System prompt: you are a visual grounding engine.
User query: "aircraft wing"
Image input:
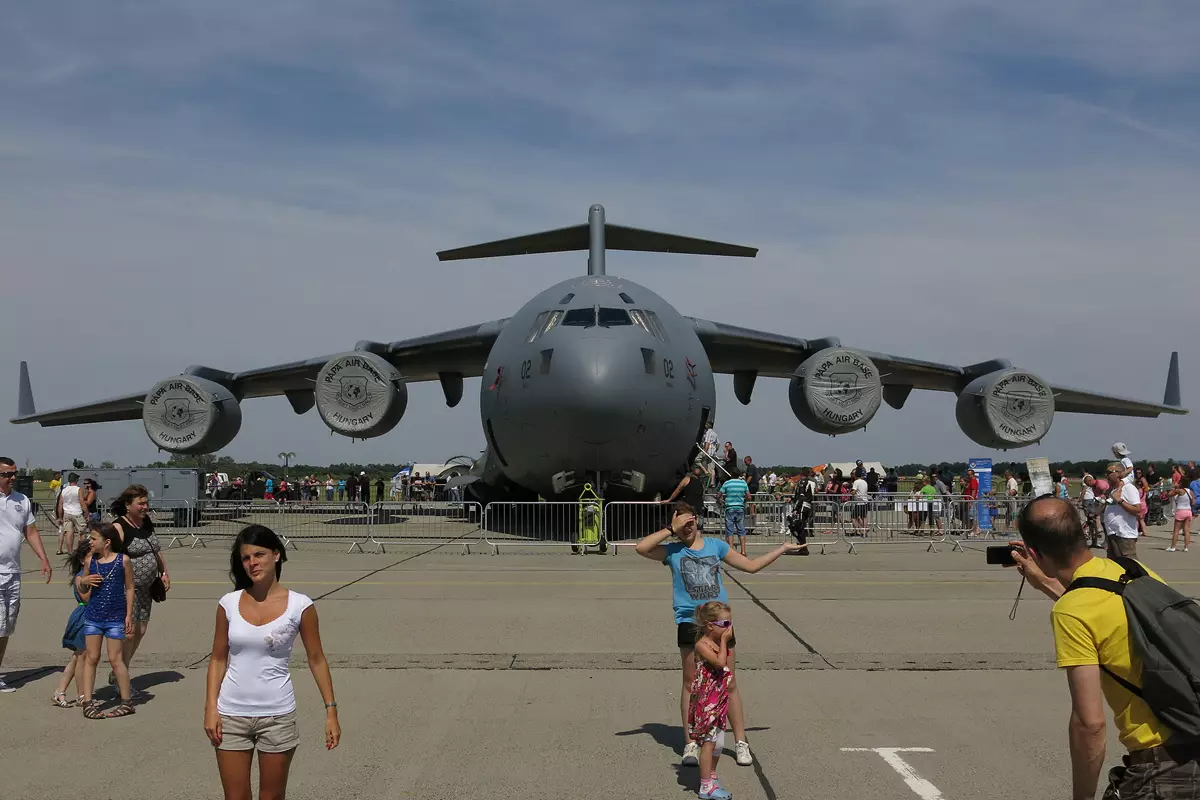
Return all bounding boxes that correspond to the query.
[11,319,509,427]
[688,318,1188,418]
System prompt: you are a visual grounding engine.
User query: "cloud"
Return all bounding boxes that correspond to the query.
[2,1,1198,470]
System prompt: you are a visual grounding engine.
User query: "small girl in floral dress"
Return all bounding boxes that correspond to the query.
[689,601,735,800]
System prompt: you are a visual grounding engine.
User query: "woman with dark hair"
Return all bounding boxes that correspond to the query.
[204,525,340,800]
[109,485,170,682]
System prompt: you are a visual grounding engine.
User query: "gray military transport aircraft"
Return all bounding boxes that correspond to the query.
[12,205,1187,504]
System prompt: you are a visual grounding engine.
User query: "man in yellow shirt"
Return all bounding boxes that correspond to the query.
[48,472,61,495]
[1012,497,1197,800]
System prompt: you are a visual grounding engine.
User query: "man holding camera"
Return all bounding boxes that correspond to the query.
[1012,497,1198,800]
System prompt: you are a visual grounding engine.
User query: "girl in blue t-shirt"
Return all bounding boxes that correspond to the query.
[51,537,95,708]
[635,503,803,772]
[76,523,135,719]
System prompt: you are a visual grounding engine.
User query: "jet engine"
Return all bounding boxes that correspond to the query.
[789,347,882,435]
[955,368,1055,449]
[143,376,242,454]
[314,352,408,438]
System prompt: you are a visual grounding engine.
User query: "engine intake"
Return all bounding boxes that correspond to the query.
[143,376,242,454]
[789,347,882,435]
[315,352,408,438]
[955,368,1055,449]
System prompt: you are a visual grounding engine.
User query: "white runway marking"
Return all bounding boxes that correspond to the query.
[840,747,945,800]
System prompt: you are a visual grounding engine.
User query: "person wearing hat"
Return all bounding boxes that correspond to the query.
[1111,443,1135,485]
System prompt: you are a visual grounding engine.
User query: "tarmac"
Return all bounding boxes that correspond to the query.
[2,522,1195,800]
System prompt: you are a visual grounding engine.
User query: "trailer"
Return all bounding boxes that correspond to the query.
[62,467,203,526]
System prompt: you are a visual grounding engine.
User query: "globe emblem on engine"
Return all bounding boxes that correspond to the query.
[1004,391,1034,421]
[162,398,202,430]
[338,376,371,410]
[827,372,863,408]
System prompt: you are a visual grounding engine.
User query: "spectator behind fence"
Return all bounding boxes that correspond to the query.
[1011,497,1200,800]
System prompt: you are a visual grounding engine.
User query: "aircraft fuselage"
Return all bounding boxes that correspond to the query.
[478,275,715,500]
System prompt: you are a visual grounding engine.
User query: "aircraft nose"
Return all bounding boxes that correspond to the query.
[555,337,641,444]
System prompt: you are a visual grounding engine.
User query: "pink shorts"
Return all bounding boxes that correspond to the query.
[1176,509,1194,522]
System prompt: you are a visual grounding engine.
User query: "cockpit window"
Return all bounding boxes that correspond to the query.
[559,292,575,304]
[527,310,564,341]
[561,308,596,327]
[630,309,669,342]
[598,307,632,327]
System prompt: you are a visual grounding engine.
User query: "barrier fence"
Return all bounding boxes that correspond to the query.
[150,493,1036,555]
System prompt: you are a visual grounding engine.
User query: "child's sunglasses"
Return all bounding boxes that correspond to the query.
[708,619,733,628]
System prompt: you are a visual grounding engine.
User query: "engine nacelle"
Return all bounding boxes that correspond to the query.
[955,368,1055,449]
[314,352,408,438]
[789,347,882,435]
[143,376,242,454]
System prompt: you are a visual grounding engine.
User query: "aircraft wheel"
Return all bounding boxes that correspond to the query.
[571,545,581,554]
[598,540,608,554]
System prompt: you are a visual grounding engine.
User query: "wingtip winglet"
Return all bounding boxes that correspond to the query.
[1164,351,1183,409]
[18,361,35,418]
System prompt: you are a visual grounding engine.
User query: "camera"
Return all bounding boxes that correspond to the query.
[986,545,1021,566]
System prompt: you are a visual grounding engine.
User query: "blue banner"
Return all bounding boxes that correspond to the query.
[969,458,994,530]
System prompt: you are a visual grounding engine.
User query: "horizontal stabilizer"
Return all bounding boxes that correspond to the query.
[437,223,757,262]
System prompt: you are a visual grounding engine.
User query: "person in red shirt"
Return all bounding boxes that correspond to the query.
[965,469,980,536]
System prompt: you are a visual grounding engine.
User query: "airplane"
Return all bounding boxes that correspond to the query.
[12,204,1188,505]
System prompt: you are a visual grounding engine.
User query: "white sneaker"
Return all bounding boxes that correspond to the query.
[1167,547,1177,552]
[735,740,753,766]
[0,679,15,693]
[682,741,700,766]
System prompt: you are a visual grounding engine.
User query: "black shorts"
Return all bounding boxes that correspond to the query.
[853,503,868,518]
[678,622,736,650]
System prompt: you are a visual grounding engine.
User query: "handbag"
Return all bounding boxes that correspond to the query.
[150,575,167,603]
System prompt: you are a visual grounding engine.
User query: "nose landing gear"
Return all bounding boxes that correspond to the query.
[572,481,608,554]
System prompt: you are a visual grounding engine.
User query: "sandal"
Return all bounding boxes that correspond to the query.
[52,691,72,708]
[104,701,136,719]
[82,700,105,719]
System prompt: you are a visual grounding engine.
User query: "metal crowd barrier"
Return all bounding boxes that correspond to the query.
[369,501,483,553]
[170,499,288,549]
[155,492,1038,557]
[268,501,373,553]
[480,501,605,554]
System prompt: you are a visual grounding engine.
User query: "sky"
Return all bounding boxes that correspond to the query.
[2,0,1198,471]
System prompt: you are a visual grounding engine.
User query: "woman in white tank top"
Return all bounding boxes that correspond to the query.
[1168,476,1194,552]
[203,525,340,800]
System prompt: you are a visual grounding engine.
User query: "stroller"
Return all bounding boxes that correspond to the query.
[1146,487,1170,527]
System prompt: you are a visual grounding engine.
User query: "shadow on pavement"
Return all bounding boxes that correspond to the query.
[2,665,56,689]
[615,722,772,793]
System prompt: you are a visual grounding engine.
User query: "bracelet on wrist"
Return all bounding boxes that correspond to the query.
[324,701,338,709]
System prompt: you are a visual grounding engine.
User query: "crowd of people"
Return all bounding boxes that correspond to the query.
[6,444,1200,799]
[1,460,339,799]
[205,469,459,505]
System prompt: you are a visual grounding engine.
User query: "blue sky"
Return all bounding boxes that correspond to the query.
[2,0,1198,470]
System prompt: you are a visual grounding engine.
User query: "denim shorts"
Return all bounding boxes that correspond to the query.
[82,620,126,640]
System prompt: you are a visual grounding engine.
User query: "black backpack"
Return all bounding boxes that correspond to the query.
[1064,556,1200,738]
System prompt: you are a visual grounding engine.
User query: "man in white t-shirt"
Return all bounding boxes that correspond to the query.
[1101,461,1142,559]
[0,457,53,692]
[698,422,719,486]
[55,473,86,555]
[1002,470,1020,531]
[851,474,870,534]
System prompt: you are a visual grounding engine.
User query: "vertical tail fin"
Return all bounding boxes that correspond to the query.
[1164,351,1181,407]
[18,361,36,417]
